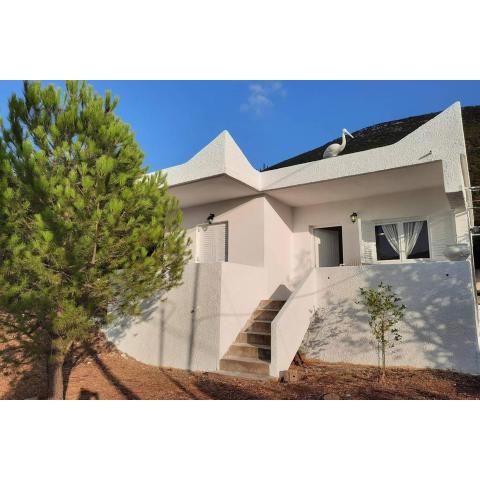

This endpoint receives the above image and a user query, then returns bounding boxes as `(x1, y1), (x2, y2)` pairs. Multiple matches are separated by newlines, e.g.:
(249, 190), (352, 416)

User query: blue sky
(0, 80), (479, 171)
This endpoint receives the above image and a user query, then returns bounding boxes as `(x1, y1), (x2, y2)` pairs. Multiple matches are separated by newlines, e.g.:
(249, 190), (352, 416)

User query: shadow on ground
(2, 342), (480, 400)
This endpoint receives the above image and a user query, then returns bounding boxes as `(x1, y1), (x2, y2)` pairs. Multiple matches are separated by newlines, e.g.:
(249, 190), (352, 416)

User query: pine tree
(0, 81), (191, 398)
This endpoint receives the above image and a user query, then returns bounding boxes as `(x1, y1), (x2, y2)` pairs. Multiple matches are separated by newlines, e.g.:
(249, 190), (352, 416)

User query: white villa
(106, 102), (480, 378)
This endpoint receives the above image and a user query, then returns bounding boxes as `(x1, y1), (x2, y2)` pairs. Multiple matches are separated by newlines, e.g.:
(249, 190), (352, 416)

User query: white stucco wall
(106, 262), (268, 372)
(105, 263), (222, 372)
(270, 267), (316, 377)
(291, 187), (454, 286)
(109, 187), (470, 374)
(164, 130), (260, 191)
(182, 195), (294, 300)
(112, 103), (475, 376)
(219, 263), (267, 357)
(181, 187), (462, 298)
(182, 196), (265, 267)
(300, 262), (480, 374)
(263, 196), (293, 299)
(454, 209), (470, 244)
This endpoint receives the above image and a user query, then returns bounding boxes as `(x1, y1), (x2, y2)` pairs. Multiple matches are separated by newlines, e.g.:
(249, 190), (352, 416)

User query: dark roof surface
(265, 106), (480, 171)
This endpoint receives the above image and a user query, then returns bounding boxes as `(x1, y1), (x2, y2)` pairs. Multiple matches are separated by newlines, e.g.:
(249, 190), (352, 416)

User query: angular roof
(266, 106), (480, 171)
(163, 103), (469, 211)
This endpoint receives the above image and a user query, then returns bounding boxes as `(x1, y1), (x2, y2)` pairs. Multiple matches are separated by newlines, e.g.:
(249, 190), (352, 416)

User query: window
(375, 219), (429, 262)
(405, 221), (429, 259)
(375, 224), (400, 261)
(196, 222), (228, 263)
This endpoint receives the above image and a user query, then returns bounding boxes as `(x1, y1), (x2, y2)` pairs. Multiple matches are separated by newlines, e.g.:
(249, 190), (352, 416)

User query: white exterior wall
(108, 187), (474, 374)
(300, 263), (480, 374)
(454, 209), (470, 244)
(109, 102), (478, 376)
(291, 187), (453, 286)
(182, 195), (293, 299)
(270, 268), (316, 376)
(106, 263), (222, 371)
(263, 196), (293, 299)
(219, 263), (267, 357)
(164, 130), (260, 191)
(106, 196), (295, 371)
(183, 196), (265, 267)
(106, 262), (268, 372)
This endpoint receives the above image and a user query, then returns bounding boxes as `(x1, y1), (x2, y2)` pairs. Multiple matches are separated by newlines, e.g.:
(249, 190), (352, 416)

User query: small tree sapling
(357, 282), (405, 381)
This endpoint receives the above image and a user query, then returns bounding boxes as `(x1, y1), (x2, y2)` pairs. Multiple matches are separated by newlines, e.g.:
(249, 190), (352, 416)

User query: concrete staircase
(217, 300), (286, 379)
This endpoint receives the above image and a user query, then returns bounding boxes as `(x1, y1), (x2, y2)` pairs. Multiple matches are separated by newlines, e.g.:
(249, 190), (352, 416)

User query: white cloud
(240, 81), (287, 115)
(271, 81), (287, 97)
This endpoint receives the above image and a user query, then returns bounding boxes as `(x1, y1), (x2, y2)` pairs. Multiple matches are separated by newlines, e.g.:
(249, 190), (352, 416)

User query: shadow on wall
(269, 284), (292, 300)
(105, 263), (217, 371)
(300, 262), (480, 374)
(187, 261), (200, 370)
(301, 290), (375, 362)
(289, 249), (313, 290)
(106, 292), (162, 344)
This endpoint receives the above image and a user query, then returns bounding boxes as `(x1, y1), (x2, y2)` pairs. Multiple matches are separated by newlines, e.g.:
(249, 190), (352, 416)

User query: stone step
(212, 370), (272, 381)
(219, 356), (270, 375)
(236, 331), (271, 346)
(252, 309), (278, 321)
(258, 300), (286, 310)
(246, 320), (271, 334)
(227, 342), (271, 361)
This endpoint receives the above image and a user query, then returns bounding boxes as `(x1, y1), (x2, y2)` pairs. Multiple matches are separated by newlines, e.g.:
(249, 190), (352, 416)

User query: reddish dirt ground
(1, 340), (480, 399)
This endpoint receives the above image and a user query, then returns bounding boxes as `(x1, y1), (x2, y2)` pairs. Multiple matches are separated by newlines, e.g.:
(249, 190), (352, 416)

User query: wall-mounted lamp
(207, 213), (215, 224)
(350, 212), (358, 223)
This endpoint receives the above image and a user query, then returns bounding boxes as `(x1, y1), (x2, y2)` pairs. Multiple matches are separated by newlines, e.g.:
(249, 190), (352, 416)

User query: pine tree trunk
(48, 354), (65, 400)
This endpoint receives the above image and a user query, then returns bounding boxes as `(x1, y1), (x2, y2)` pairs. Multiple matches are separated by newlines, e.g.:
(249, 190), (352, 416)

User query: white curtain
(404, 221), (424, 256)
(381, 224), (400, 254)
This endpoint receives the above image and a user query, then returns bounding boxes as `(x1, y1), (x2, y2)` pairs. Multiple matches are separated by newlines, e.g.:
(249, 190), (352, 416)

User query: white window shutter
(196, 223), (228, 263)
(429, 211), (456, 260)
(360, 220), (376, 264)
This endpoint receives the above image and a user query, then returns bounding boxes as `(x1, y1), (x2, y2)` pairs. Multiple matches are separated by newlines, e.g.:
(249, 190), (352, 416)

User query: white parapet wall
(270, 268), (317, 377)
(300, 262), (480, 375)
(105, 262), (267, 372)
(105, 263), (222, 372)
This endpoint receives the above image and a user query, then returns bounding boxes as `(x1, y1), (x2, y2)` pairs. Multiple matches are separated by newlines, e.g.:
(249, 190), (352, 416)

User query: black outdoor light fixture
(350, 212), (358, 223)
(207, 213), (215, 224)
